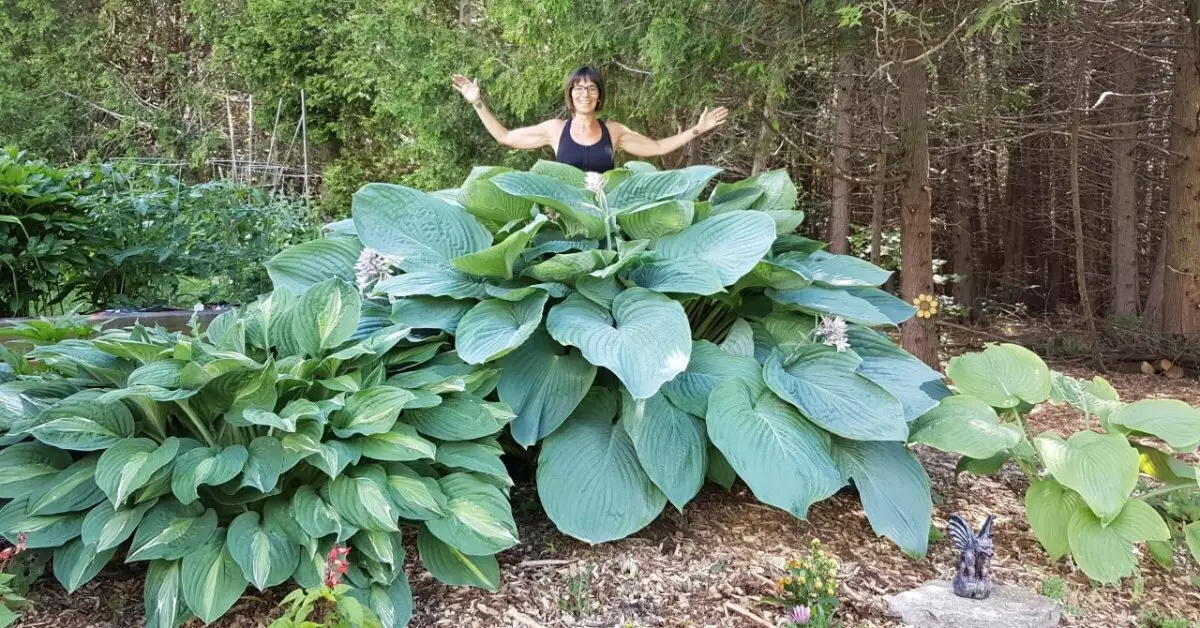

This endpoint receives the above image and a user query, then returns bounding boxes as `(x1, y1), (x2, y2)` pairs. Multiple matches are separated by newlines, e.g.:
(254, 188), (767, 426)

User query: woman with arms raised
(452, 66), (728, 174)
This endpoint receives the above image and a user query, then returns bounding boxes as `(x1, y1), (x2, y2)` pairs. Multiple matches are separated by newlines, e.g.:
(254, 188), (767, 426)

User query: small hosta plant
(0, 271), (518, 626)
(280, 159), (951, 558)
(914, 342), (1200, 584)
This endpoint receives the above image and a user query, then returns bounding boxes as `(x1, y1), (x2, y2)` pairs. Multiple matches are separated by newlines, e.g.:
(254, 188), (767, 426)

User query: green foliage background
(0, 0), (831, 210)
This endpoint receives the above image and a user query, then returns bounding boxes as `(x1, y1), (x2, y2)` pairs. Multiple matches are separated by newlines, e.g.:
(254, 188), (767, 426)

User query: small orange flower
(913, 294), (939, 319)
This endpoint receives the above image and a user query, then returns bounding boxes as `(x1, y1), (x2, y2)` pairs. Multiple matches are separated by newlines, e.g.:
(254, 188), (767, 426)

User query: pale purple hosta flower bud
(816, 315), (850, 353)
(354, 247), (396, 291)
(584, 171), (605, 196)
(786, 605), (811, 625)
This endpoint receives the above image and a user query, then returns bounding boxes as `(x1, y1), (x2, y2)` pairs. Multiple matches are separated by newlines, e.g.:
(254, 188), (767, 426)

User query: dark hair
(564, 66), (605, 113)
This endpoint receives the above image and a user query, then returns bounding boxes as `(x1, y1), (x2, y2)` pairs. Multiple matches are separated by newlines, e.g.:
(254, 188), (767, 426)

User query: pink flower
(786, 605), (810, 625)
(323, 545), (351, 587)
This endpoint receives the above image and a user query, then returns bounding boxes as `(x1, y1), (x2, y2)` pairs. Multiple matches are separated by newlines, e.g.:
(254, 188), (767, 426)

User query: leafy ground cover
(14, 363), (1200, 628)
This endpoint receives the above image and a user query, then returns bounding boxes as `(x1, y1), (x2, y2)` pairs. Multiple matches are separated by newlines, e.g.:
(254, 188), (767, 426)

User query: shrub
(0, 148), (101, 317)
(277, 159), (951, 556)
(0, 149), (319, 317)
(916, 343), (1200, 584)
(0, 287), (517, 626)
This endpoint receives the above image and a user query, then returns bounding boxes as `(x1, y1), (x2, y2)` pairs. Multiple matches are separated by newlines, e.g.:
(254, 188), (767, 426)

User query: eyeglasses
(571, 86), (599, 96)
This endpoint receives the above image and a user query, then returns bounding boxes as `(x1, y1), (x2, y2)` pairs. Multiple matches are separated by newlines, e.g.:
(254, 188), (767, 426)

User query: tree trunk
(1109, 51), (1141, 317)
(870, 91), (888, 267)
(950, 154), (975, 320)
(1160, 0), (1200, 334)
(898, 42), (938, 368)
(828, 54), (855, 254)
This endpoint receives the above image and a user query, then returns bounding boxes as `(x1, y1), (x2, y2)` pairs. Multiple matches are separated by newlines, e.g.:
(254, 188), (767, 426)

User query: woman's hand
(452, 74), (481, 104)
(694, 106), (729, 134)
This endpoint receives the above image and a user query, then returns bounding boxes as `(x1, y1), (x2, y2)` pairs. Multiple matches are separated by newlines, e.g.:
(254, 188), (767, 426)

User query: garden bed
(16, 364), (1200, 628)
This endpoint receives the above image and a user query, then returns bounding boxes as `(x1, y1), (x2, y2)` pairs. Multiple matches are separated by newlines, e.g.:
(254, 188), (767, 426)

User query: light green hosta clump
(0, 277), (517, 626)
(916, 342), (1200, 584)
(297, 159), (950, 555)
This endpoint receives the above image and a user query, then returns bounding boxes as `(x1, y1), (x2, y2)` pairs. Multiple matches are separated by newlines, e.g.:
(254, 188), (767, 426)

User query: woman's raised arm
(610, 106), (729, 158)
(452, 74), (558, 150)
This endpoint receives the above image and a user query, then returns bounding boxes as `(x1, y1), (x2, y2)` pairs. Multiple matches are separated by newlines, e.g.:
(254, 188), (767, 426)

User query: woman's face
(571, 79), (599, 114)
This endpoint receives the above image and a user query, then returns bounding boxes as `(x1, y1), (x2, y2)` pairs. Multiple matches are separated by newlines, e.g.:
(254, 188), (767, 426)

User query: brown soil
(16, 364), (1200, 628)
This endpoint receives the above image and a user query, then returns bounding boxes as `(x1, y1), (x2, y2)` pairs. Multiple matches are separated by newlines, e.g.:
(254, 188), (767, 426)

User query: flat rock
(889, 580), (1060, 628)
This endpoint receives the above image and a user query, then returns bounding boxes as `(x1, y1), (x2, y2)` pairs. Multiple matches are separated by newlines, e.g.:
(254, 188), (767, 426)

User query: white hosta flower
(354, 247), (397, 291)
(584, 171), (605, 196)
(816, 315), (850, 353)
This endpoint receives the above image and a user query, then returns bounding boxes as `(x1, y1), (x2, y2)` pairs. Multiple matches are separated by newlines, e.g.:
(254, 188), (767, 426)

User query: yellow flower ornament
(913, 293), (939, 319)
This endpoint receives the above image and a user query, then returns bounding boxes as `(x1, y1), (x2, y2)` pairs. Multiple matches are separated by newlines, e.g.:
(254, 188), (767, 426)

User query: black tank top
(556, 119), (615, 173)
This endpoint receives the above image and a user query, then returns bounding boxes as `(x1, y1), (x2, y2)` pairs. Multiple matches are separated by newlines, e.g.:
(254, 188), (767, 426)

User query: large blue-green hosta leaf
(490, 172), (606, 238)
(661, 340), (761, 417)
(707, 378), (842, 519)
(620, 391), (706, 510)
(352, 183), (492, 272)
(375, 268), (490, 300)
(799, 251), (891, 287)
(497, 327), (596, 447)
(834, 439), (932, 556)
(607, 171), (691, 211)
(843, 287), (916, 324)
(846, 327), (951, 421)
(769, 286), (892, 326)
(537, 388), (666, 543)
(645, 210), (777, 293)
(455, 293), (549, 364)
(390, 297), (473, 333)
(456, 166), (536, 225)
(546, 290), (691, 400)
(711, 169), (797, 213)
(265, 237), (363, 295)
(764, 346), (907, 441)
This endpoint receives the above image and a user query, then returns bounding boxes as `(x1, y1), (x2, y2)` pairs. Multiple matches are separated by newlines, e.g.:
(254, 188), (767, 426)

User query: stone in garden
(888, 580), (1061, 628)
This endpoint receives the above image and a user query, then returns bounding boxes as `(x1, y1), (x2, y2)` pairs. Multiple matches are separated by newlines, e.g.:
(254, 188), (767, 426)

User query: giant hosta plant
(0, 278), (518, 627)
(281, 160), (951, 555)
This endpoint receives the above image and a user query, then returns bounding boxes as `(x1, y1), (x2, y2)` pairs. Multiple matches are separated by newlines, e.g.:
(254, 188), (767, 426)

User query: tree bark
(950, 153), (975, 320)
(1109, 50), (1141, 317)
(870, 90), (888, 267)
(1160, 0), (1200, 334)
(828, 54), (856, 254)
(898, 42), (938, 368)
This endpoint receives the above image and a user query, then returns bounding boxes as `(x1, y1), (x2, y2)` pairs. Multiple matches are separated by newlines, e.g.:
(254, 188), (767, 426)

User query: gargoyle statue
(947, 513), (996, 600)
